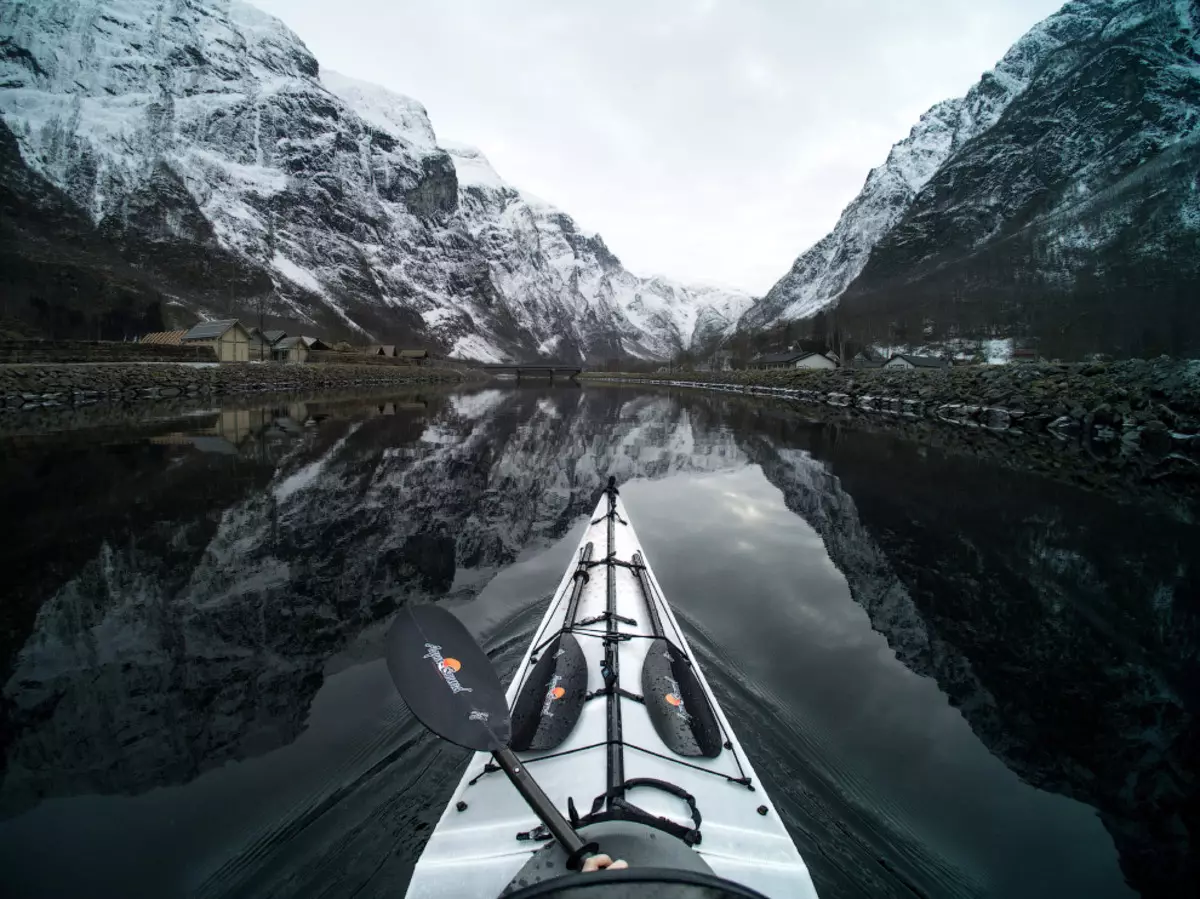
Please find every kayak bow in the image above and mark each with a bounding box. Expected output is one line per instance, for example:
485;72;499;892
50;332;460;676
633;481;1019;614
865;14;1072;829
404;479;818;899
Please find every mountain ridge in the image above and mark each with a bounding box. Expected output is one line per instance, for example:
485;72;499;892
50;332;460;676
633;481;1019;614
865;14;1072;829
741;0;1200;359
0;0;751;360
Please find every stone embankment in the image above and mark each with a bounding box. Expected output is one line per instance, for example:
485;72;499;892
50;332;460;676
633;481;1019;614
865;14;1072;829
0;361;461;412
585;358;1200;455
0;339;217;364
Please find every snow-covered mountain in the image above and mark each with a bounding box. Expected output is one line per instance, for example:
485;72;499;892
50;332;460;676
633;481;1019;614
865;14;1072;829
743;0;1200;358
0;0;750;360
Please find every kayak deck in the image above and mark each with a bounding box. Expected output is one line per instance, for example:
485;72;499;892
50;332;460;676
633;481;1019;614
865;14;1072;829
406;488;818;898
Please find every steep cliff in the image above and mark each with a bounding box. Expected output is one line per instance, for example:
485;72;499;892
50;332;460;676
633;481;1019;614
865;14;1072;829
0;0;750;358
745;0;1200;359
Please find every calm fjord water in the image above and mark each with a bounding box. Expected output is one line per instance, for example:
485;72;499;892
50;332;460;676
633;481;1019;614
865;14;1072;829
0;386;1194;899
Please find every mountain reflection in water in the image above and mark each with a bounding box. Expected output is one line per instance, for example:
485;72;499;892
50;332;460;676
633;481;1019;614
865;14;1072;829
0;386;1193;899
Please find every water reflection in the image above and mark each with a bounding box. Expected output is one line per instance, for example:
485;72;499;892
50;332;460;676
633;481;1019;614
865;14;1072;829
0;386;1193;899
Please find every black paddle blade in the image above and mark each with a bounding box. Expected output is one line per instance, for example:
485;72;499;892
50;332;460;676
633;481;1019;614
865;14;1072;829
510;633;589;751
386;605;512;752
641;638;723;758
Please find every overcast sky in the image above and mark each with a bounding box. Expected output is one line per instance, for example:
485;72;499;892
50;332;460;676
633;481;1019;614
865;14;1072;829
251;0;1064;294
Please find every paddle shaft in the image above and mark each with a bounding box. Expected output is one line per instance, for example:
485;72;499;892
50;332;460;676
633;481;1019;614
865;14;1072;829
492;746;591;860
563;542;595;625
631;551;664;637
603;478;625;799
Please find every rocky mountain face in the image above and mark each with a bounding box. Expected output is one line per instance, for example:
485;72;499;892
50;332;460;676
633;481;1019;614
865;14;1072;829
0;0;750;359
745;0;1200;359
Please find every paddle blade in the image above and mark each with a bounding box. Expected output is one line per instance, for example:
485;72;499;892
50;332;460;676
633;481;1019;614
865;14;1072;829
386;605;512;751
510;633;589;751
641;638;723;758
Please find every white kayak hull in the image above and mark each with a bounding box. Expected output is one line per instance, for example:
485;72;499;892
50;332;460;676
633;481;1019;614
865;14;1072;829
406;487;819;898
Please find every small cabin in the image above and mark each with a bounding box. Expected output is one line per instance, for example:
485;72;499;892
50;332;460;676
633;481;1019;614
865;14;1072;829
399;349;429;365
272;336;310;364
182;319;252;362
366;345;397;358
851;352;883;369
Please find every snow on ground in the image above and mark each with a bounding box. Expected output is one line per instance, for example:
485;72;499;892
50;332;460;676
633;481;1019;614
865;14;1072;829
321;70;438;149
450;333;507;363
422;307;456;328
180;147;288;193
982;338;1014;365
273;253;327;296
444;143;509;191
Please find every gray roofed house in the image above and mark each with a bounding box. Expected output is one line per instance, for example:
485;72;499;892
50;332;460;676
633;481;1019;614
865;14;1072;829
751;350;838;371
181;319;252;362
261;330;287;344
183;319;242;341
756;351;805;366
272;335;310;363
851;351;884;369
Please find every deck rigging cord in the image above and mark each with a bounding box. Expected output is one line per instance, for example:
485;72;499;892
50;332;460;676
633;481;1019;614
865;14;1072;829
468;477;754;849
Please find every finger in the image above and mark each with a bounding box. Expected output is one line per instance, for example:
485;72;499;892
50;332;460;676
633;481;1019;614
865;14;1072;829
581;854;614;872
609;860;629;870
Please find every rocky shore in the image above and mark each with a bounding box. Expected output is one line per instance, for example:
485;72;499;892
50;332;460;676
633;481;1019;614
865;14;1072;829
0;361;464;413
585;358;1200;456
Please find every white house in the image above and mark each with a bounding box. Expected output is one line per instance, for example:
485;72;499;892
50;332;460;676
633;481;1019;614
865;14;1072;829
751;351;838;371
883;354;949;370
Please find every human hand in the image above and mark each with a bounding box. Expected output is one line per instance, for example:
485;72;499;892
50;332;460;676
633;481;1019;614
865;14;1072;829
581;853;629;872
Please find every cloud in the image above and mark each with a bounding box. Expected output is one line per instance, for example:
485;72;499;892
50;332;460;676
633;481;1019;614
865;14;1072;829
250;0;1065;294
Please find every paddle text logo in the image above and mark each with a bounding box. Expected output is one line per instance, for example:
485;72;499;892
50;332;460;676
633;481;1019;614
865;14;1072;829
423;643;472;694
664;676;690;721
541;674;567;716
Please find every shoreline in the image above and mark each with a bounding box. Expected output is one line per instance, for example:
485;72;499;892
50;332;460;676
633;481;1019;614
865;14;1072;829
0;361;468;414
583;359;1200;454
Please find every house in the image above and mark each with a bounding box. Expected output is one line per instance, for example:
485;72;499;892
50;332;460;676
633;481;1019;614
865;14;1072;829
272;336;310;363
850;352;883;369
751;351;838;371
139;329;187;346
181;319;252;362
1011;348;1039;363
883;354;949;370
399;349;429;364
366;345;397;357
302;337;333;352
246;328;273;360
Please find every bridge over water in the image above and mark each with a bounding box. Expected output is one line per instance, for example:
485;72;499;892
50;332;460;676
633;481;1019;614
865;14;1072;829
480;362;584;380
